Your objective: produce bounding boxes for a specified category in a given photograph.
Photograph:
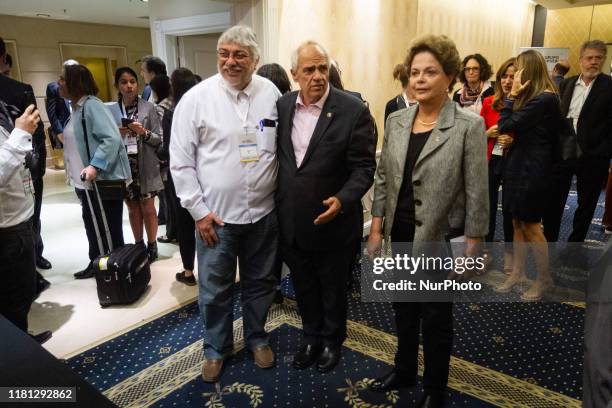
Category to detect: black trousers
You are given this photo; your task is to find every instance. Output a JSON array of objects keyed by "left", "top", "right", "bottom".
[
  {"left": 486, "top": 155, "right": 514, "bottom": 244},
  {"left": 32, "top": 173, "right": 44, "bottom": 260},
  {"left": 170, "top": 170, "right": 196, "bottom": 271},
  {"left": 162, "top": 170, "right": 178, "bottom": 239},
  {"left": 543, "top": 157, "right": 610, "bottom": 242},
  {"left": 75, "top": 189, "right": 125, "bottom": 262},
  {"left": 393, "top": 302, "right": 453, "bottom": 392},
  {"left": 0, "top": 219, "right": 36, "bottom": 332},
  {"left": 282, "top": 241, "right": 354, "bottom": 346},
  {"left": 391, "top": 221, "right": 453, "bottom": 393}
]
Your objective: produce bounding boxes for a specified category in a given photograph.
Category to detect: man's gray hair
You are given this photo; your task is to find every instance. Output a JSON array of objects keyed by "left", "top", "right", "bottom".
[
  {"left": 580, "top": 39, "right": 607, "bottom": 58},
  {"left": 290, "top": 41, "right": 330, "bottom": 71},
  {"left": 217, "top": 25, "right": 261, "bottom": 62}
]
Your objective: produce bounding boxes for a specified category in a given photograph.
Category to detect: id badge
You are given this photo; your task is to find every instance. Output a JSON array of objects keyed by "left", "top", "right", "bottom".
[
  {"left": 127, "top": 135, "right": 138, "bottom": 155},
  {"left": 239, "top": 130, "right": 259, "bottom": 162},
  {"left": 492, "top": 142, "right": 503, "bottom": 156}
]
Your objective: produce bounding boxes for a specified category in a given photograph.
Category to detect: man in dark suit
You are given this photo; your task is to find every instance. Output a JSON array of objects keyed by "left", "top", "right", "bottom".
[
  {"left": 276, "top": 41, "right": 377, "bottom": 373},
  {"left": 45, "top": 59, "right": 78, "bottom": 150},
  {"left": 0, "top": 38, "right": 52, "bottom": 283},
  {"left": 543, "top": 40, "right": 612, "bottom": 244}
]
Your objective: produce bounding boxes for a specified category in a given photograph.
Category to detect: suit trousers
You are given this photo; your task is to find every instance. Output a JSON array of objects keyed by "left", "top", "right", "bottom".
[
  {"left": 0, "top": 219, "right": 36, "bottom": 332},
  {"left": 543, "top": 157, "right": 610, "bottom": 242},
  {"left": 281, "top": 241, "right": 354, "bottom": 347},
  {"left": 162, "top": 170, "right": 178, "bottom": 240},
  {"left": 196, "top": 211, "right": 278, "bottom": 359},
  {"left": 32, "top": 173, "right": 44, "bottom": 260},
  {"left": 602, "top": 164, "right": 612, "bottom": 228},
  {"left": 393, "top": 302, "right": 453, "bottom": 393},
  {"left": 75, "top": 188, "right": 125, "bottom": 262}
]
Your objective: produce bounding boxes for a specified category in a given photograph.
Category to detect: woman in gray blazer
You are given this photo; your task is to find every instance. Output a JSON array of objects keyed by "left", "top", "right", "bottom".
[
  {"left": 115, "top": 67, "right": 163, "bottom": 262},
  {"left": 367, "top": 35, "right": 489, "bottom": 407}
]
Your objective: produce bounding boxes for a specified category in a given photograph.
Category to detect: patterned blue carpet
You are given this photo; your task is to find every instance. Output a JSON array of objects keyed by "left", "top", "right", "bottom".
[{"left": 66, "top": 187, "right": 608, "bottom": 407}]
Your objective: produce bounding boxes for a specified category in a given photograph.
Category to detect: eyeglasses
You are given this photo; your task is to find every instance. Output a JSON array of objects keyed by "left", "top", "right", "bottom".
[
  {"left": 217, "top": 49, "right": 251, "bottom": 62},
  {"left": 464, "top": 67, "right": 480, "bottom": 72}
]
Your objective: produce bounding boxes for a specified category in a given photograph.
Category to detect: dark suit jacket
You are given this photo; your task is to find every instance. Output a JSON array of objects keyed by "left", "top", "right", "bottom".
[
  {"left": 276, "top": 86, "right": 377, "bottom": 251},
  {"left": 142, "top": 85, "right": 152, "bottom": 102},
  {"left": 45, "top": 81, "right": 71, "bottom": 137},
  {"left": 0, "top": 74, "right": 46, "bottom": 176},
  {"left": 559, "top": 73, "right": 612, "bottom": 159}
]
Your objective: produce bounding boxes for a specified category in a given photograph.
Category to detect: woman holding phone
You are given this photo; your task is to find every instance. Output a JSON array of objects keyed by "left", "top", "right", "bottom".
[{"left": 115, "top": 66, "right": 163, "bottom": 262}]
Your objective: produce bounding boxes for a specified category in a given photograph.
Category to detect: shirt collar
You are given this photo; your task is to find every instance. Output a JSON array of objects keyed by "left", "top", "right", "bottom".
[
  {"left": 296, "top": 85, "right": 330, "bottom": 109},
  {"left": 221, "top": 75, "right": 256, "bottom": 100},
  {"left": 75, "top": 95, "right": 88, "bottom": 108},
  {"left": 576, "top": 74, "right": 595, "bottom": 88}
]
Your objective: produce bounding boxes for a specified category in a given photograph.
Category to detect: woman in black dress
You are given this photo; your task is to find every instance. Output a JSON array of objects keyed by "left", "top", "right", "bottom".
[{"left": 495, "top": 50, "right": 562, "bottom": 301}]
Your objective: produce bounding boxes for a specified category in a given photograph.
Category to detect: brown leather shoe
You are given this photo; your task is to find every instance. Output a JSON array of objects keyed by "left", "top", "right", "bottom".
[
  {"left": 252, "top": 345, "right": 275, "bottom": 368},
  {"left": 201, "top": 359, "right": 223, "bottom": 382}
]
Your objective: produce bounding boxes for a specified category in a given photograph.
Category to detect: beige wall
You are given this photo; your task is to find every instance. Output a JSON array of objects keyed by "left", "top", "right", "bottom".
[
  {"left": 0, "top": 14, "right": 152, "bottom": 123},
  {"left": 544, "top": 4, "right": 612, "bottom": 76},
  {"left": 277, "top": 0, "right": 535, "bottom": 139}
]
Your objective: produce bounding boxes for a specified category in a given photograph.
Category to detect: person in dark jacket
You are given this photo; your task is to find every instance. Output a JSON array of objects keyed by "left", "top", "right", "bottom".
[
  {"left": 495, "top": 50, "right": 563, "bottom": 301},
  {"left": 384, "top": 63, "right": 417, "bottom": 125},
  {"left": 543, "top": 40, "right": 612, "bottom": 245},
  {"left": 160, "top": 68, "right": 198, "bottom": 286}
]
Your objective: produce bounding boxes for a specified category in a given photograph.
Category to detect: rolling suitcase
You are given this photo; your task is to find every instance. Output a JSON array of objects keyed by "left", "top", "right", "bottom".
[{"left": 83, "top": 182, "right": 151, "bottom": 308}]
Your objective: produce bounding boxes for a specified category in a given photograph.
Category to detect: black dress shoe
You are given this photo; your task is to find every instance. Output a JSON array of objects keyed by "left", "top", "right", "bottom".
[
  {"left": 292, "top": 344, "right": 321, "bottom": 370},
  {"left": 36, "top": 256, "right": 52, "bottom": 270},
  {"left": 30, "top": 330, "right": 52, "bottom": 345},
  {"left": 370, "top": 370, "right": 417, "bottom": 392},
  {"left": 316, "top": 345, "right": 341, "bottom": 373},
  {"left": 417, "top": 392, "right": 446, "bottom": 408},
  {"left": 35, "top": 277, "right": 51, "bottom": 299},
  {"left": 74, "top": 264, "right": 94, "bottom": 279}
]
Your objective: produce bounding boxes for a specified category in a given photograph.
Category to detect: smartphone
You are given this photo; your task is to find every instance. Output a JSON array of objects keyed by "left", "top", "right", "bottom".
[{"left": 121, "top": 118, "right": 134, "bottom": 127}]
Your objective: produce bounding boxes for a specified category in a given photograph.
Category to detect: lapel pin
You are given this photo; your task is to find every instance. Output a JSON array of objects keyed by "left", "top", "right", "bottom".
[
  {"left": 327, "top": 112, "right": 332, "bottom": 118},
  {"left": 435, "top": 136, "right": 440, "bottom": 142}
]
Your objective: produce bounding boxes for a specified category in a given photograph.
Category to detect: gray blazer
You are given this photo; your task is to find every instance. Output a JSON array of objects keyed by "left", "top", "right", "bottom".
[
  {"left": 371, "top": 98, "right": 489, "bottom": 242},
  {"left": 133, "top": 97, "right": 163, "bottom": 194}
]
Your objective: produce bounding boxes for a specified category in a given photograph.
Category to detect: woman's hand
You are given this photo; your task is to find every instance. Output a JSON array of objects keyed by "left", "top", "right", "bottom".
[
  {"left": 127, "top": 121, "right": 147, "bottom": 136},
  {"left": 366, "top": 231, "right": 383, "bottom": 260},
  {"left": 485, "top": 125, "right": 499, "bottom": 139},
  {"left": 80, "top": 165, "right": 97, "bottom": 182},
  {"left": 15, "top": 104, "right": 40, "bottom": 134},
  {"left": 509, "top": 69, "right": 530, "bottom": 99},
  {"left": 497, "top": 134, "right": 514, "bottom": 149},
  {"left": 119, "top": 127, "right": 131, "bottom": 137}
]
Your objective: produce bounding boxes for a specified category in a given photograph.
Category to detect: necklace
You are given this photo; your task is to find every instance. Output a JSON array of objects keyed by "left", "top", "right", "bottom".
[{"left": 416, "top": 118, "right": 437, "bottom": 126}]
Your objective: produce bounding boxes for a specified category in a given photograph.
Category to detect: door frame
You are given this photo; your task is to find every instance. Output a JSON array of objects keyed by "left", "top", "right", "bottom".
[{"left": 152, "top": 12, "right": 231, "bottom": 73}]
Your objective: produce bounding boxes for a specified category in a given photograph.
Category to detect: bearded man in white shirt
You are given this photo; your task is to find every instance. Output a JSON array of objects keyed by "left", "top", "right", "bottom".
[{"left": 170, "top": 25, "right": 281, "bottom": 383}]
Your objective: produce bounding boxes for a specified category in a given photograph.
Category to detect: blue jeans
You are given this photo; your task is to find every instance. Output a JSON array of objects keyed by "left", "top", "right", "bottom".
[{"left": 196, "top": 210, "right": 278, "bottom": 359}]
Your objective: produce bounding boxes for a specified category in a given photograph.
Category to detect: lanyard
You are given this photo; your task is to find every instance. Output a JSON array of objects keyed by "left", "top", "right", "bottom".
[{"left": 120, "top": 99, "right": 139, "bottom": 120}]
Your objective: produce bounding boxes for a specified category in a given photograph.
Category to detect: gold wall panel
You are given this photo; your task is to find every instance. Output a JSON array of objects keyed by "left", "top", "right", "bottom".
[
  {"left": 544, "top": 4, "right": 612, "bottom": 76},
  {"left": 277, "top": 0, "right": 535, "bottom": 144}
]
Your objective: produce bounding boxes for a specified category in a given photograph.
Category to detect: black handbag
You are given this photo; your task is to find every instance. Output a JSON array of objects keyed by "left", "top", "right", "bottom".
[
  {"left": 81, "top": 99, "right": 127, "bottom": 200},
  {"left": 556, "top": 118, "right": 581, "bottom": 161}
]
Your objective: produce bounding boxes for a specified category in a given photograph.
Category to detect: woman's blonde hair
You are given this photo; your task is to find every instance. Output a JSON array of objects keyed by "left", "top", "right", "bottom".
[{"left": 513, "top": 50, "right": 557, "bottom": 111}]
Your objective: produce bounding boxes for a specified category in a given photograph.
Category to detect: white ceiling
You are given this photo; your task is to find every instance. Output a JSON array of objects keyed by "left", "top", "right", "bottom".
[
  {"left": 535, "top": 0, "right": 612, "bottom": 9},
  {"left": 0, "top": 0, "right": 152, "bottom": 28}
]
